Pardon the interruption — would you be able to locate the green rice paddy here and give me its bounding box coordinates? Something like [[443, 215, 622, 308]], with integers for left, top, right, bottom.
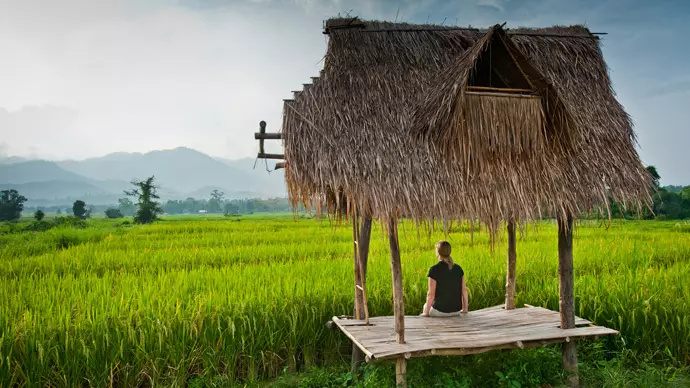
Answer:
[[0, 216, 688, 386]]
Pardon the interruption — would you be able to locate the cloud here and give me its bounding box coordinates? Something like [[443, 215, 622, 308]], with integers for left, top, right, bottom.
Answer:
[[477, 0, 507, 12], [0, 0, 688, 184], [0, 105, 79, 159]]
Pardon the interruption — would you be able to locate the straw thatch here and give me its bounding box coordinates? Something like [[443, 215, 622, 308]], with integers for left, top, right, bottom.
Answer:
[[281, 18, 652, 229]]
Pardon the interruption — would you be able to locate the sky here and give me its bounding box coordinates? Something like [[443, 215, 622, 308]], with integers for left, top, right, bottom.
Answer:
[[0, 0, 688, 185]]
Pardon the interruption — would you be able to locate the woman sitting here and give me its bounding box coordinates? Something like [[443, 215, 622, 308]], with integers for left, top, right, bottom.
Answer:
[[421, 240, 468, 317]]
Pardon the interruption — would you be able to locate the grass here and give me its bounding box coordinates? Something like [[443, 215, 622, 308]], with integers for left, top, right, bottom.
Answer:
[[0, 216, 688, 386]]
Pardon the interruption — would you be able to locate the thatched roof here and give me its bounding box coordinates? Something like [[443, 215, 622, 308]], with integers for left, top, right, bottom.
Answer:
[[281, 18, 652, 228]]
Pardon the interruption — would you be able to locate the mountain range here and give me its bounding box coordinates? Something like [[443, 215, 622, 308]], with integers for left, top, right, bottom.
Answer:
[[0, 147, 285, 206]]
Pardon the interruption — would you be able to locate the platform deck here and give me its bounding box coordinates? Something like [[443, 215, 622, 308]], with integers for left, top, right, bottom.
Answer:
[[332, 305, 618, 362]]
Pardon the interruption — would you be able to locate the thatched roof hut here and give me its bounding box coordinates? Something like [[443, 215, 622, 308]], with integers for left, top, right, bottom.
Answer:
[[281, 18, 651, 229], [260, 18, 653, 387]]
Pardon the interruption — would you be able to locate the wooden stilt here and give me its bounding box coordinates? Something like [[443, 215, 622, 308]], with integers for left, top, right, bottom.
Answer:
[[558, 214, 579, 387], [351, 213, 372, 375], [352, 213, 362, 320], [387, 219, 405, 344], [396, 357, 407, 388], [505, 219, 517, 309], [358, 214, 372, 324], [388, 218, 406, 387]]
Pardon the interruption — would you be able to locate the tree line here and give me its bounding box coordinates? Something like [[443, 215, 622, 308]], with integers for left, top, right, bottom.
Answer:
[[2, 168, 689, 223], [1, 177, 296, 223]]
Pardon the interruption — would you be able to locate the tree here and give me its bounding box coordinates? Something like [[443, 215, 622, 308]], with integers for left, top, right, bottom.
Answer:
[[245, 200, 255, 214], [73, 200, 87, 219], [224, 202, 239, 216], [56, 208, 62, 215], [105, 208, 123, 219], [0, 189, 27, 221], [117, 198, 136, 216], [681, 187, 690, 201], [646, 165, 661, 188], [125, 176, 162, 224], [34, 209, 45, 221], [208, 189, 225, 213]]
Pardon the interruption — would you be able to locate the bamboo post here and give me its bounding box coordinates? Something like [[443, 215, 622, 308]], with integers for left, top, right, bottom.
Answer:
[[505, 219, 517, 309], [558, 214, 579, 387], [388, 218, 406, 388], [358, 214, 372, 323], [396, 358, 407, 388], [351, 213, 372, 375], [352, 213, 362, 321]]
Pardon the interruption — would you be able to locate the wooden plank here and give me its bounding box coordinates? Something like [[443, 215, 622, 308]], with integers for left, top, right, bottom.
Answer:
[[371, 326, 617, 361], [558, 215, 579, 387], [331, 317, 374, 359], [388, 219, 405, 344], [329, 306, 616, 364], [505, 220, 517, 309]]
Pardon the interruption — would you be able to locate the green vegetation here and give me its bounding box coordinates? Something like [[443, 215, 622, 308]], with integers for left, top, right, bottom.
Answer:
[[33, 209, 45, 221], [104, 208, 124, 219], [0, 189, 27, 221], [124, 176, 163, 224], [0, 216, 688, 387], [72, 199, 87, 219]]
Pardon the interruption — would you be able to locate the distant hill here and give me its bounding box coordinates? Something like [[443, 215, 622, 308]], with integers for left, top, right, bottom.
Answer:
[[57, 147, 285, 195], [0, 156, 29, 164], [0, 148, 286, 206], [0, 181, 110, 201], [0, 160, 91, 184]]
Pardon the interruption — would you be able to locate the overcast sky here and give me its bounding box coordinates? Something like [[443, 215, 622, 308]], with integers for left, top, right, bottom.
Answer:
[[0, 0, 688, 184]]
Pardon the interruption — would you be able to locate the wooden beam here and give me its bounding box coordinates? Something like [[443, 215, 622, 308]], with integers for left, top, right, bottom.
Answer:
[[505, 220, 517, 310], [351, 212, 372, 375], [466, 86, 535, 93], [254, 132, 282, 140], [256, 153, 284, 160], [387, 219, 405, 344], [465, 91, 540, 99], [558, 214, 579, 387], [352, 213, 362, 322], [371, 336, 582, 362], [274, 162, 286, 170], [396, 358, 407, 388], [358, 213, 372, 323], [330, 316, 375, 360]]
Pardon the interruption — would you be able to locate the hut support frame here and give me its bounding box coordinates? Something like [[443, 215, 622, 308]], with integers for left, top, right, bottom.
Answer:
[[388, 219, 407, 387], [351, 213, 372, 375], [558, 215, 579, 387], [505, 220, 517, 309]]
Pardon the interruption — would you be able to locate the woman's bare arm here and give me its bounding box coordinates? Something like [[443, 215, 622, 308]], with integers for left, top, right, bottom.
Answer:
[[423, 278, 436, 316], [462, 276, 469, 313]]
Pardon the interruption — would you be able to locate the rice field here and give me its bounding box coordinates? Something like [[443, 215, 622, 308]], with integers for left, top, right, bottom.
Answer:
[[0, 215, 688, 386]]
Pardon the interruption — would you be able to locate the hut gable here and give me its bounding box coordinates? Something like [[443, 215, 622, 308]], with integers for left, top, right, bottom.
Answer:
[[412, 25, 571, 169], [281, 17, 652, 227]]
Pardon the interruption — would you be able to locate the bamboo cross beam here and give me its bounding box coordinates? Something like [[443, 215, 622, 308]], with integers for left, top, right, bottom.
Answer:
[[257, 153, 285, 160], [254, 132, 282, 140]]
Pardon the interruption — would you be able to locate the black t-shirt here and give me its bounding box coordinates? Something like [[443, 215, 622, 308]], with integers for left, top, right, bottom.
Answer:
[[427, 261, 464, 313]]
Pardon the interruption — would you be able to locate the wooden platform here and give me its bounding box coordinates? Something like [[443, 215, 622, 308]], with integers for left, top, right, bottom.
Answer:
[[332, 305, 618, 362]]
